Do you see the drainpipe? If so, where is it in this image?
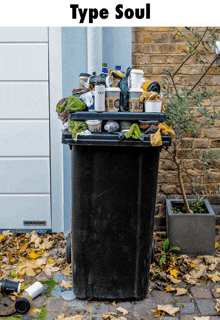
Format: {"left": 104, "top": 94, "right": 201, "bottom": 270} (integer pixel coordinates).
{"left": 87, "top": 27, "right": 102, "bottom": 75}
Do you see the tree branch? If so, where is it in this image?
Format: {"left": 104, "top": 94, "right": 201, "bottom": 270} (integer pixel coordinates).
{"left": 190, "top": 53, "right": 220, "bottom": 92}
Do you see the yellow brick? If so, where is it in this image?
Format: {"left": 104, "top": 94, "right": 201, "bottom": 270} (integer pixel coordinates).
{"left": 132, "top": 54, "right": 150, "bottom": 65}
{"left": 132, "top": 32, "right": 170, "bottom": 44}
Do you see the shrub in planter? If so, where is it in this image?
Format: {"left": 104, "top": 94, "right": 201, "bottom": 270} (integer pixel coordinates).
{"left": 166, "top": 198, "right": 215, "bottom": 256}
{"left": 162, "top": 27, "right": 220, "bottom": 255}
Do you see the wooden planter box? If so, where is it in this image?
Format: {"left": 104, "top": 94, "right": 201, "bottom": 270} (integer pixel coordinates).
{"left": 166, "top": 199, "right": 215, "bottom": 257}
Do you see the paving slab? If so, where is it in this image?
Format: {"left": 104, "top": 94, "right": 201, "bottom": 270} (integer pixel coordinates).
{"left": 195, "top": 299, "right": 218, "bottom": 316}
{"left": 190, "top": 285, "right": 213, "bottom": 299}
{"left": 47, "top": 297, "right": 65, "bottom": 312}
{"left": 46, "top": 313, "right": 62, "bottom": 320}
{"left": 92, "top": 303, "right": 108, "bottom": 315}
{"left": 175, "top": 302, "right": 195, "bottom": 314}
{"left": 32, "top": 294, "right": 47, "bottom": 307}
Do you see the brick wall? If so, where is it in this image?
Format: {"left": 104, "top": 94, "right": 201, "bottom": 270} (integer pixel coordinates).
{"left": 132, "top": 27, "right": 220, "bottom": 232}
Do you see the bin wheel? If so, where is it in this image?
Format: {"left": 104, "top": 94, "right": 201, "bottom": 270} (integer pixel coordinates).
{"left": 150, "top": 239, "right": 155, "bottom": 264}
{"left": 66, "top": 233, "right": 71, "bottom": 264}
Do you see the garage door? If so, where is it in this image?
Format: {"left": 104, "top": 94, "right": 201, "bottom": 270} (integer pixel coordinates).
{"left": 0, "top": 27, "right": 51, "bottom": 230}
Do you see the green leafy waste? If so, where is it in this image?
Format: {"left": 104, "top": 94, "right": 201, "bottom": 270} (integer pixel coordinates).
{"left": 56, "top": 95, "right": 86, "bottom": 114}
{"left": 69, "top": 120, "right": 87, "bottom": 139}
{"left": 124, "top": 123, "right": 142, "bottom": 140}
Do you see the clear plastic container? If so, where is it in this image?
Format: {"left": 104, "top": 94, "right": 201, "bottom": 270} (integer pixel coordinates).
{"left": 129, "top": 89, "right": 144, "bottom": 113}
{"left": 85, "top": 120, "right": 102, "bottom": 132}
{"left": 144, "top": 101, "right": 162, "bottom": 113}
{"left": 129, "top": 69, "right": 144, "bottom": 89}
{"left": 105, "top": 88, "right": 120, "bottom": 112}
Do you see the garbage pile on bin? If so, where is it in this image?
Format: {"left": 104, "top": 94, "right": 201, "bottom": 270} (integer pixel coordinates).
{"left": 56, "top": 64, "right": 175, "bottom": 145}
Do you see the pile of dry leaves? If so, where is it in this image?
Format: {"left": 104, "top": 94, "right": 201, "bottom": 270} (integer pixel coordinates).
{"left": 151, "top": 232, "right": 220, "bottom": 290}
{"left": 0, "top": 230, "right": 71, "bottom": 288}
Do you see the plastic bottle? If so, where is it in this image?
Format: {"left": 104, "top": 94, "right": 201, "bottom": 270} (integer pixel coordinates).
{"left": 101, "top": 63, "right": 108, "bottom": 76}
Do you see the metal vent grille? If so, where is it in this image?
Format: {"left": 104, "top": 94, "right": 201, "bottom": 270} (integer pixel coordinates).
{"left": 23, "top": 221, "right": 46, "bottom": 226}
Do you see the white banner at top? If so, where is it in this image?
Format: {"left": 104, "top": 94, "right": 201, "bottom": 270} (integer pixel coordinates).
{"left": 0, "top": 0, "right": 219, "bottom": 27}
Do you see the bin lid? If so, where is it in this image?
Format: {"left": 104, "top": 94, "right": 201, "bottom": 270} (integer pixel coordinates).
{"left": 68, "top": 111, "right": 166, "bottom": 122}
{"left": 62, "top": 131, "right": 172, "bottom": 148}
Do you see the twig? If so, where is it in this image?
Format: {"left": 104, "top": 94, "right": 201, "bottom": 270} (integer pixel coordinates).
{"left": 157, "top": 292, "right": 167, "bottom": 298}
{"left": 190, "top": 53, "right": 220, "bottom": 92}
{"left": 173, "top": 27, "right": 209, "bottom": 78}
{"left": 160, "top": 310, "right": 166, "bottom": 320}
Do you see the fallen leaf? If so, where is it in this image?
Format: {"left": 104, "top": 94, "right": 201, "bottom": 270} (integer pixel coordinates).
{"left": 182, "top": 274, "right": 197, "bottom": 285}
{"left": 157, "top": 304, "right": 180, "bottom": 316}
{"left": 208, "top": 272, "right": 220, "bottom": 283}
{"left": 30, "top": 308, "right": 42, "bottom": 315}
{"left": 151, "top": 309, "right": 162, "bottom": 317}
{"left": 60, "top": 280, "right": 72, "bottom": 289}
{"left": 165, "top": 285, "right": 175, "bottom": 292}
{"left": 112, "top": 301, "right": 117, "bottom": 307}
{"left": 48, "top": 258, "right": 55, "bottom": 264}
{"left": 208, "top": 264, "right": 217, "bottom": 271}
{"left": 175, "top": 288, "right": 187, "bottom": 296}
{"left": 54, "top": 315, "right": 83, "bottom": 320}
{"left": 167, "top": 275, "right": 182, "bottom": 284}
{"left": 190, "top": 262, "right": 198, "bottom": 269}
{"left": 116, "top": 307, "right": 129, "bottom": 315}
{"left": 25, "top": 266, "right": 35, "bottom": 277}
{"left": 169, "top": 268, "right": 180, "bottom": 279}
{"left": 194, "top": 317, "right": 210, "bottom": 320}
{"left": 215, "top": 299, "right": 220, "bottom": 314}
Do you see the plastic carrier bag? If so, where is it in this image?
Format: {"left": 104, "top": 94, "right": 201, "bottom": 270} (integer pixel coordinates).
{"left": 150, "top": 123, "right": 175, "bottom": 147}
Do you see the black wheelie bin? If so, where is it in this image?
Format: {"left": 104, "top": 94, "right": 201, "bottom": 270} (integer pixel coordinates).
{"left": 62, "top": 111, "right": 172, "bottom": 300}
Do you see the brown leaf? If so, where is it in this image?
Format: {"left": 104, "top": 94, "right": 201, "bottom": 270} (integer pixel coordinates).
{"left": 208, "top": 272, "right": 220, "bottom": 283}
{"left": 157, "top": 304, "right": 180, "bottom": 316}
{"left": 215, "top": 299, "right": 220, "bottom": 314}
{"left": 60, "top": 280, "right": 72, "bottom": 289}
{"left": 167, "top": 275, "right": 182, "bottom": 284}
{"left": 175, "top": 288, "right": 187, "bottom": 296}
{"left": 25, "top": 266, "right": 36, "bottom": 277}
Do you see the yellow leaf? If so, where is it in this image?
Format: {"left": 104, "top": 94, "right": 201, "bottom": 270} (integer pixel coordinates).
{"left": 20, "top": 242, "right": 28, "bottom": 251}
{"left": 30, "top": 308, "right": 42, "bottom": 315}
{"left": 116, "top": 307, "right": 129, "bottom": 315}
{"left": 21, "top": 283, "right": 26, "bottom": 290}
{"left": 215, "top": 243, "right": 220, "bottom": 248}
{"left": 190, "top": 262, "right": 198, "bottom": 269}
{"left": 165, "top": 285, "right": 175, "bottom": 292}
{"left": 48, "top": 258, "right": 54, "bottom": 264}
{"left": 112, "top": 301, "right": 117, "bottom": 307}
{"left": 151, "top": 309, "right": 162, "bottom": 317}
{"left": 169, "top": 268, "right": 180, "bottom": 279}
{"left": 0, "top": 235, "right": 5, "bottom": 243}
{"left": 29, "top": 252, "right": 41, "bottom": 259}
